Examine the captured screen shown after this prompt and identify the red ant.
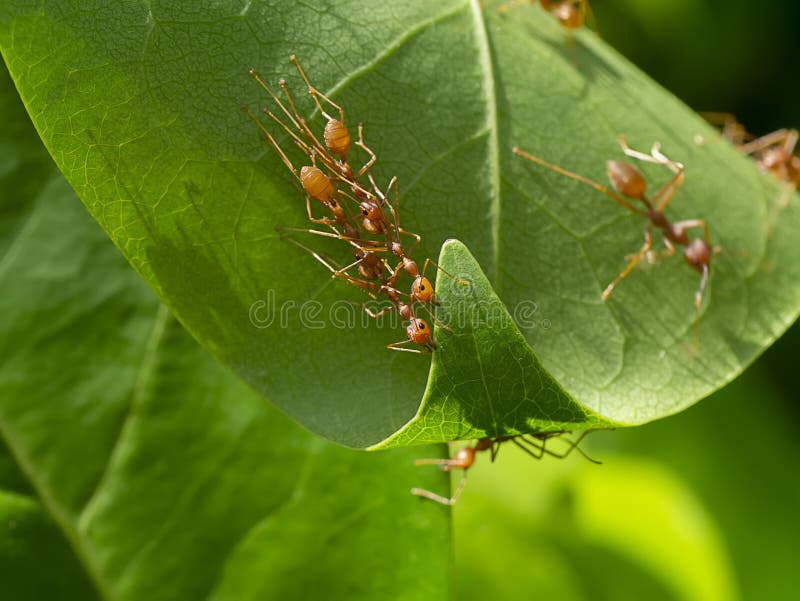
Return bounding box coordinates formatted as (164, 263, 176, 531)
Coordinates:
(697, 114, 798, 229)
(411, 431, 598, 506)
(739, 128, 799, 209)
(247, 57, 466, 353)
(248, 59, 376, 198)
(277, 235, 439, 354)
(243, 105, 362, 240)
(513, 138, 713, 311)
(498, 1, 593, 31)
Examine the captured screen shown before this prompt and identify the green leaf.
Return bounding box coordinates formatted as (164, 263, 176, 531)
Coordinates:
(0, 61, 450, 601)
(454, 443, 738, 601)
(609, 361, 800, 601)
(1, 0, 798, 447)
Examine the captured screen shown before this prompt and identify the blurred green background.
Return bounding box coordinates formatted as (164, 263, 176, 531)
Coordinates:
(455, 1, 799, 600)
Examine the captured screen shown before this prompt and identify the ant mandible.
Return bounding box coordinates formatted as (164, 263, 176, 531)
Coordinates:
(513, 138, 713, 310)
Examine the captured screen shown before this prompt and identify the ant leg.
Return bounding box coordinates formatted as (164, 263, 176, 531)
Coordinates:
(513, 146, 647, 215)
(354, 123, 377, 177)
(411, 477, 468, 506)
(277, 225, 388, 253)
(739, 129, 797, 155)
(248, 69, 306, 134)
(242, 106, 303, 178)
(496, 0, 528, 15)
(783, 129, 799, 155)
(290, 55, 345, 123)
(672, 219, 711, 246)
(617, 138, 686, 210)
(511, 436, 546, 459)
(303, 196, 339, 228)
(618, 137, 684, 173)
(387, 339, 431, 354)
(517, 432, 600, 463)
(652, 168, 686, 212)
(602, 227, 652, 300)
(414, 455, 468, 469)
(640, 235, 675, 264)
(415, 301, 453, 332)
(581, 0, 598, 32)
(490, 440, 504, 462)
(673, 219, 713, 310)
(699, 112, 750, 145)
(279, 235, 381, 294)
(421, 257, 471, 286)
(360, 303, 396, 319)
(276, 78, 334, 159)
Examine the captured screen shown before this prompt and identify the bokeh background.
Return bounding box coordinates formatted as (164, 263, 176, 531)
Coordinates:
(456, 1, 800, 599)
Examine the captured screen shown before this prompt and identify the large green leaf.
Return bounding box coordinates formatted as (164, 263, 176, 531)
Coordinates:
(1, 0, 798, 447)
(0, 62, 450, 601)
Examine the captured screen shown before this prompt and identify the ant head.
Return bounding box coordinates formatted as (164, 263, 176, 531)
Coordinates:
(683, 238, 711, 273)
(607, 161, 647, 199)
(552, 2, 584, 28)
(360, 200, 383, 221)
(324, 119, 351, 158)
(761, 147, 790, 170)
(407, 318, 432, 346)
(412, 276, 434, 302)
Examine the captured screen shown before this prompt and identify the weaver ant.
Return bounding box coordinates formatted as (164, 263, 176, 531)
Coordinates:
(697, 114, 798, 227)
(243, 104, 365, 240)
(739, 128, 800, 209)
(248, 58, 376, 196)
(277, 235, 440, 354)
(498, 1, 593, 31)
(513, 138, 713, 311)
(411, 431, 599, 506)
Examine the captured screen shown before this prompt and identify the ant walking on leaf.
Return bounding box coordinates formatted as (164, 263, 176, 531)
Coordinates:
(697, 114, 798, 227)
(412, 432, 599, 506)
(498, 1, 595, 34)
(513, 138, 713, 315)
(738, 128, 799, 210)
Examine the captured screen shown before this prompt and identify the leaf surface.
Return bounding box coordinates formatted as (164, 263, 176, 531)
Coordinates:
(1, 0, 798, 446)
(0, 60, 450, 601)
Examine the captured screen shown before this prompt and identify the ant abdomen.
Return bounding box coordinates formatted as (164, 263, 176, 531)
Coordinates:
(324, 119, 351, 158)
(607, 160, 646, 199)
(300, 166, 335, 202)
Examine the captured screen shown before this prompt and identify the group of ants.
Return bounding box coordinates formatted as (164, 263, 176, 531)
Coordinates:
(243, 1, 799, 505)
